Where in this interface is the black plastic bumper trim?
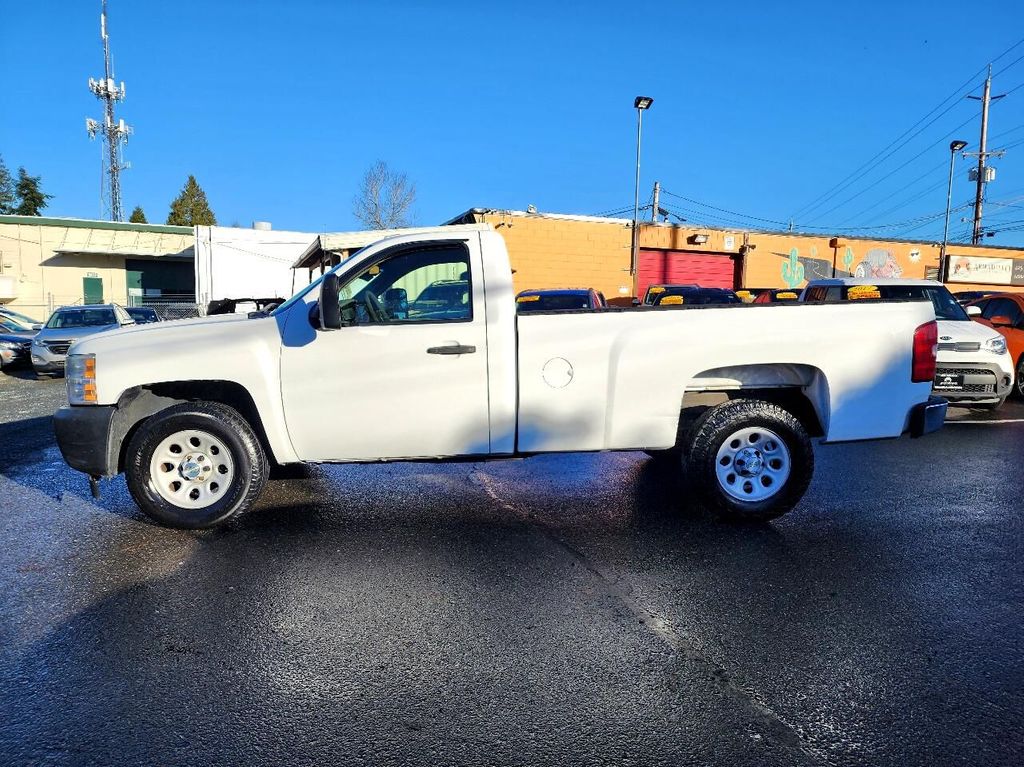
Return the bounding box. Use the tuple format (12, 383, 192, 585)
(908, 396, 947, 438)
(53, 405, 118, 477)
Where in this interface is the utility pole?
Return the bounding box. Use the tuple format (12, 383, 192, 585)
(651, 181, 660, 222)
(85, 0, 132, 222)
(966, 66, 1005, 244)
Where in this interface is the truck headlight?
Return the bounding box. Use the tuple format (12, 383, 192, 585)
(0, 340, 19, 350)
(984, 336, 1007, 355)
(66, 353, 98, 404)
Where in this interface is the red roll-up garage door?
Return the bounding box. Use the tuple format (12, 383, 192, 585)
(637, 249, 738, 298)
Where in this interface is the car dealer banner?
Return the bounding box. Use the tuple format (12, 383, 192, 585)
(946, 255, 1024, 286)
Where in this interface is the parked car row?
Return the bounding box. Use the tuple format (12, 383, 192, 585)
(511, 279, 1022, 410)
(0, 303, 162, 377)
(8, 280, 1023, 412)
(0, 309, 42, 371)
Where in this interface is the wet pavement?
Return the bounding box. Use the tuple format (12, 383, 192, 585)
(0, 370, 1022, 766)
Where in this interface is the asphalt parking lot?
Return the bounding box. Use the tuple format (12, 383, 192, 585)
(1, 370, 1022, 766)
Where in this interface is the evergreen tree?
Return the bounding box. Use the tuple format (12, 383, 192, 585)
(129, 205, 148, 223)
(0, 155, 15, 214)
(166, 175, 217, 226)
(13, 167, 52, 216)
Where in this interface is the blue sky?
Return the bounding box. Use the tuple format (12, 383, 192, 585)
(3, 0, 1024, 245)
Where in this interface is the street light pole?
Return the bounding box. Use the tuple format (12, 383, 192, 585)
(631, 96, 653, 296)
(941, 139, 968, 281)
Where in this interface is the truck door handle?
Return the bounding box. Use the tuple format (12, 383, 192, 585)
(426, 344, 477, 355)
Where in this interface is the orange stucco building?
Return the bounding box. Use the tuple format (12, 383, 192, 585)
(447, 208, 1024, 303)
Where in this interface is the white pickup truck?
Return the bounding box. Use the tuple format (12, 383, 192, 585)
(54, 225, 946, 529)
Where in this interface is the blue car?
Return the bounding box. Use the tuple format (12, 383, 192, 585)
(516, 288, 607, 312)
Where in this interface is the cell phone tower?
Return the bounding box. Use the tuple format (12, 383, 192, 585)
(85, 0, 132, 222)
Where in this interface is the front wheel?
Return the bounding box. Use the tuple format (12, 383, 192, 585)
(685, 399, 814, 523)
(1015, 357, 1024, 400)
(125, 402, 268, 529)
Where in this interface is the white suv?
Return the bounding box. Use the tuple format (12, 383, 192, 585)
(801, 278, 1014, 409)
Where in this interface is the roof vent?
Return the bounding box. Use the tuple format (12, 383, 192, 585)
(252, 221, 272, 231)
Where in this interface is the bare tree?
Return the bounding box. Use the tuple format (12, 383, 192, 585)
(352, 160, 417, 230)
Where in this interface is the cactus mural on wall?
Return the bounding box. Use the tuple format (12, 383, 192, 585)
(781, 248, 805, 288)
(843, 246, 855, 274)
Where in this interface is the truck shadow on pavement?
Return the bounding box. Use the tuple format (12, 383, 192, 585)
(0, 415, 60, 475)
(0, 461, 810, 767)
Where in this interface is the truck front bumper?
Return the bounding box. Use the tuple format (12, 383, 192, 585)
(53, 405, 119, 477)
(908, 396, 947, 438)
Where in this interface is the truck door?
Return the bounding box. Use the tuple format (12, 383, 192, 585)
(279, 239, 491, 461)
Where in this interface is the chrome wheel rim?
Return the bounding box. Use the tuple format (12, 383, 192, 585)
(715, 426, 790, 502)
(149, 429, 234, 509)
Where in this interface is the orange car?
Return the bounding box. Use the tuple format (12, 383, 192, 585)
(966, 293, 1024, 398)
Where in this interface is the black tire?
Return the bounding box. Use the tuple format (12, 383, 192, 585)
(685, 398, 813, 523)
(125, 402, 268, 529)
(1015, 356, 1024, 400)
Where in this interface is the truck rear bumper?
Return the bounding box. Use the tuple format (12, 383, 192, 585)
(53, 405, 118, 477)
(908, 396, 947, 438)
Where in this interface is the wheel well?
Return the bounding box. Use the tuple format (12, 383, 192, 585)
(115, 381, 273, 472)
(679, 388, 825, 441)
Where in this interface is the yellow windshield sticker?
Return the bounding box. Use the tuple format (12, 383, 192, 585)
(848, 285, 881, 300)
(776, 291, 798, 300)
(517, 295, 540, 302)
(648, 286, 666, 294)
(660, 295, 685, 305)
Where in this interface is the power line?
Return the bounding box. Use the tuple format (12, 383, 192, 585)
(591, 204, 635, 217)
(660, 191, 967, 234)
(791, 36, 1024, 222)
(660, 190, 791, 228)
(838, 160, 956, 224)
(993, 50, 1024, 79)
(793, 96, 977, 222)
(807, 113, 978, 225)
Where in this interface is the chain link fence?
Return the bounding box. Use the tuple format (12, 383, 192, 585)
(128, 295, 204, 321)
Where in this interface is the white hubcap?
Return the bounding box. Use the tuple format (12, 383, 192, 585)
(149, 429, 234, 509)
(715, 426, 791, 502)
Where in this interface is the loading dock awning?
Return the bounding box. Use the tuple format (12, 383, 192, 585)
(291, 224, 490, 272)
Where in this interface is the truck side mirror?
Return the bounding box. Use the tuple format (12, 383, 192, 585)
(966, 305, 982, 317)
(319, 273, 341, 330)
(989, 315, 1012, 327)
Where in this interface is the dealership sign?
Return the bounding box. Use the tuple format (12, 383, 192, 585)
(946, 255, 1024, 285)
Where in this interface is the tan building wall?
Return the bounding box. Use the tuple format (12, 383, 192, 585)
(475, 211, 635, 300)
(462, 209, 1024, 298)
(0, 216, 194, 318)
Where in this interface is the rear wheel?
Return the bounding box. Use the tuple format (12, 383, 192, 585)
(685, 399, 813, 523)
(125, 402, 268, 529)
(1016, 357, 1024, 400)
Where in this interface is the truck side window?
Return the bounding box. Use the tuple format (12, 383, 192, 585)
(339, 244, 473, 325)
